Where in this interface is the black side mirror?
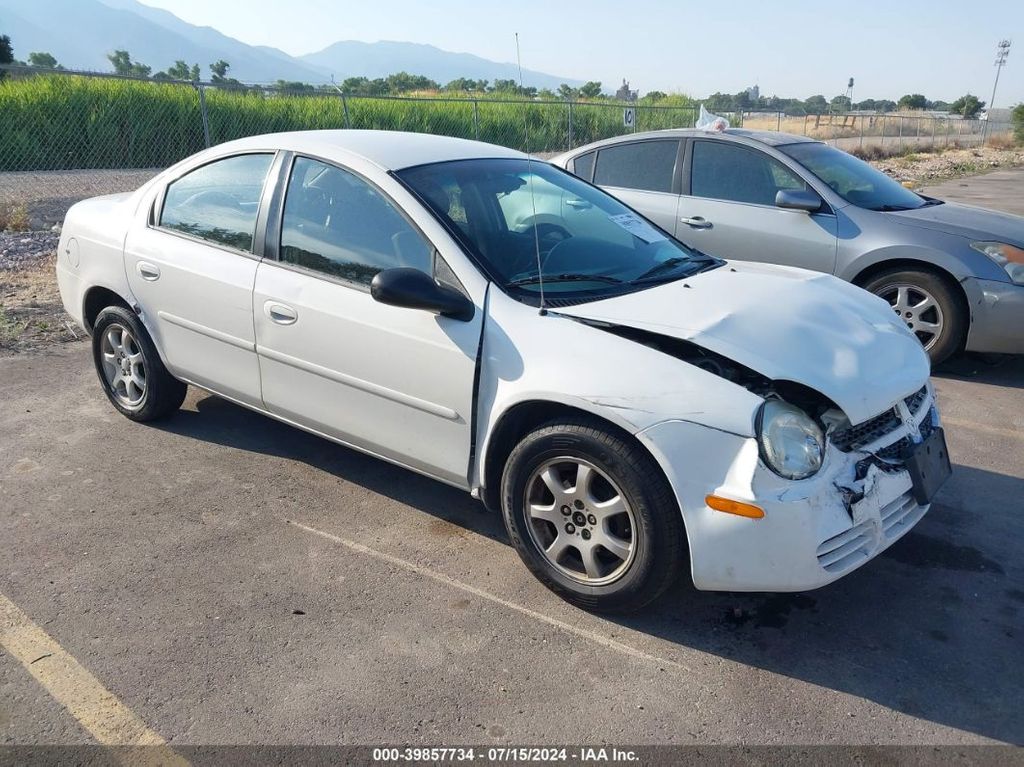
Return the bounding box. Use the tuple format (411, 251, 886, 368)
(370, 268, 475, 322)
(775, 188, 822, 213)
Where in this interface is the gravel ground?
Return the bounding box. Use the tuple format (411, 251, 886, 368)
(0, 232, 60, 270)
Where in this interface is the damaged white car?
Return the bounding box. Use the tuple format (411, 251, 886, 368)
(56, 131, 951, 612)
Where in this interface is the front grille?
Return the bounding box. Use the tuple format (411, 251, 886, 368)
(831, 385, 930, 453)
(815, 489, 927, 573)
(831, 409, 901, 451)
(905, 385, 928, 415)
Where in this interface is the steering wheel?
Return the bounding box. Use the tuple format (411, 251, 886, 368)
(530, 224, 572, 268)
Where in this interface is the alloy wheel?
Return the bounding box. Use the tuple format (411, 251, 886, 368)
(100, 323, 147, 408)
(524, 457, 637, 585)
(879, 283, 945, 350)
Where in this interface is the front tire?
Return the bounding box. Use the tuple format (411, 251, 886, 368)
(92, 306, 186, 422)
(862, 268, 966, 365)
(501, 418, 685, 613)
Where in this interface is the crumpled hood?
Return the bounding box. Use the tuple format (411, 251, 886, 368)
(558, 262, 930, 425)
(887, 201, 1024, 246)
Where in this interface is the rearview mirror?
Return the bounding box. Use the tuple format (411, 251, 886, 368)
(370, 268, 475, 322)
(775, 188, 822, 213)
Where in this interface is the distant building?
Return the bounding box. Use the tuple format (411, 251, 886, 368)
(615, 79, 638, 101)
(746, 84, 760, 102)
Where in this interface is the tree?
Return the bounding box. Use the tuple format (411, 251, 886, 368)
(830, 94, 852, 112)
(557, 83, 578, 100)
(643, 90, 667, 102)
(949, 93, 984, 118)
(28, 51, 58, 68)
(0, 34, 12, 80)
(1012, 103, 1024, 145)
(167, 60, 197, 80)
(108, 50, 132, 75)
(898, 93, 928, 110)
(578, 81, 603, 99)
(804, 94, 828, 114)
(209, 59, 232, 82)
(130, 62, 151, 78)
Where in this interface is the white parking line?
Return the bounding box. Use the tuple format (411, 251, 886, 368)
(287, 518, 693, 674)
(0, 592, 188, 765)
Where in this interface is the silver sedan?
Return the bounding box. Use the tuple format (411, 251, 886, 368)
(552, 129, 1024, 364)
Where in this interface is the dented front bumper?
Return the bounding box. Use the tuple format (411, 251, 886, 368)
(637, 386, 939, 592)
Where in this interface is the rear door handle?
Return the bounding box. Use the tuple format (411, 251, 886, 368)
(566, 198, 592, 210)
(137, 262, 161, 280)
(264, 301, 298, 325)
(680, 216, 712, 229)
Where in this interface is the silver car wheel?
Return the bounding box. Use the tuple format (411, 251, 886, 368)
(100, 323, 147, 409)
(879, 283, 945, 350)
(524, 457, 637, 586)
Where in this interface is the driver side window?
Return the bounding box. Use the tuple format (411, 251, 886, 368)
(279, 157, 433, 286)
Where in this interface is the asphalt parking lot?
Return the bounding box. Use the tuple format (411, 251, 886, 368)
(2, 173, 1023, 750)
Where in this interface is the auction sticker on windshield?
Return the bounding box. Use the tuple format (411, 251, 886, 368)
(608, 213, 666, 243)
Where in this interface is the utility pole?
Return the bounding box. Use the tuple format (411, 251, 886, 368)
(983, 40, 1011, 144)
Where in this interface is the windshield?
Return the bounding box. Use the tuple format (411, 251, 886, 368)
(397, 158, 716, 299)
(779, 142, 928, 211)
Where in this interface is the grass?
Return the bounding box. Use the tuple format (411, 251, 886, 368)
(0, 202, 29, 232)
(0, 73, 698, 171)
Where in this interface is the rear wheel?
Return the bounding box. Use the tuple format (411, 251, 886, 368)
(92, 305, 186, 421)
(500, 418, 685, 613)
(862, 268, 966, 365)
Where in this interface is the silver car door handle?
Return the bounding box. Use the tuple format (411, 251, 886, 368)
(679, 216, 712, 229)
(264, 301, 298, 325)
(565, 198, 592, 210)
(137, 261, 161, 280)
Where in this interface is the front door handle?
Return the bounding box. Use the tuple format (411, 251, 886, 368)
(565, 198, 592, 210)
(264, 301, 298, 325)
(137, 262, 161, 280)
(679, 216, 712, 229)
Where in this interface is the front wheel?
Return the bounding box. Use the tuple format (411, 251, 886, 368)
(500, 418, 686, 613)
(92, 305, 187, 421)
(862, 268, 966, 365)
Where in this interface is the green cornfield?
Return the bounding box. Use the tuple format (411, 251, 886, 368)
(0, 73, 697, 172)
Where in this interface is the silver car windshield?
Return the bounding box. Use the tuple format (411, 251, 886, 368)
(780, 142, 930, 212)
(397, 159, 717, 298)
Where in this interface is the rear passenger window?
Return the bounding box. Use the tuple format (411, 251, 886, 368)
(160, 153, 273, 252)
(593, 140, 678, 193)
(572, 152, 595, 181)
(279, 157, 432, 286)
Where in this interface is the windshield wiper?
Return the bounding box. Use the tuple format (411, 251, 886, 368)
(873, 204, 915, 212)
(508, 272, 623, 287)
(632, 255, 717, 284)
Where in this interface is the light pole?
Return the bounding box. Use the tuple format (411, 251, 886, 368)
(983, 40, 1011, 144)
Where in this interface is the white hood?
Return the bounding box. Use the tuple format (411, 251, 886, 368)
(558, 262, 930, 425)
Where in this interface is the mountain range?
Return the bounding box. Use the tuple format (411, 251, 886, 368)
(0, 0, 581, 88)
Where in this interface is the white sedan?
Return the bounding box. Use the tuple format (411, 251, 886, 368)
(56, 130, 950, 612)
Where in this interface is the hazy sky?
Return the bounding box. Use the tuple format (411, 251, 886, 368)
(139, 0, 1023, 104)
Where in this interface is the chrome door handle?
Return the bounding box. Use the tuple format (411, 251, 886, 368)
(264, 301, 298, 325)
(137, 262, 161, 280)
(679, 216, 712, 229)
(566, 198, 592, 210)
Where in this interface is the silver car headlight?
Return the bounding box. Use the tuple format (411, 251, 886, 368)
(757, 400, 825, 480)
(970, 241, 1024, 285)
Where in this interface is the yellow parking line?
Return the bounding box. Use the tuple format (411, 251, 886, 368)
(0, 592, 188, 765)
(943, 417, 1023, 441)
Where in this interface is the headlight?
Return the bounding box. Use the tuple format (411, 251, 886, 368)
(970, 241, 1024, 285)
(757, 400, 825, 480)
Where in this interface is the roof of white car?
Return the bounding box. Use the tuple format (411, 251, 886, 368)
(213, 130, 526, 171)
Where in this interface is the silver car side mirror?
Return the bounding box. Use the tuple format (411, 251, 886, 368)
(775, 189, 822, 213)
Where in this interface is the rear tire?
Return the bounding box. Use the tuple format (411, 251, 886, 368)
(92, 306, 186, 422)
(500, 417, 685, 613)
(862, 267, 966, 365)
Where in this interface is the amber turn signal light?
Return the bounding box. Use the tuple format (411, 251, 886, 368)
(705, 495, 765, 519)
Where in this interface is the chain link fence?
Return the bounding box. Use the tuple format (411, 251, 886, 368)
(0, 65, 698, 173)
(1, 65, 1017, 230)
